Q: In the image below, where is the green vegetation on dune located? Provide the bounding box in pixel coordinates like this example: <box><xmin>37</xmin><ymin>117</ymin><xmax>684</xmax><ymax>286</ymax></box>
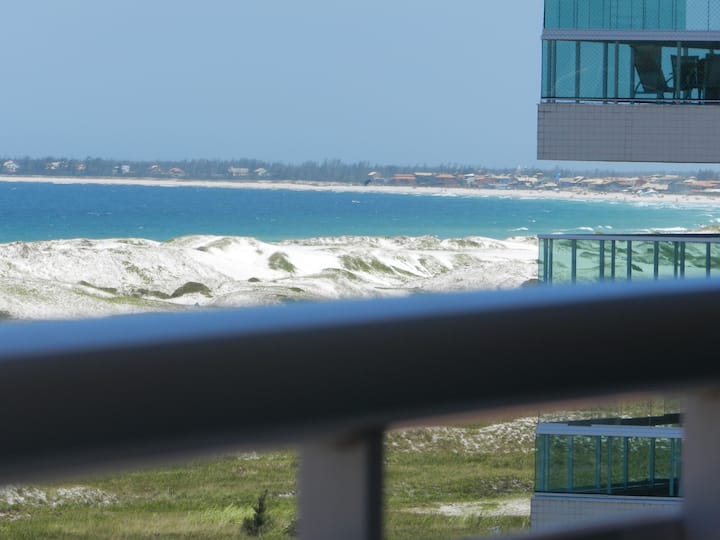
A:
<box><xmin>78</xmin><ymin>281</ymin><xmax>119</xmax><ymax>295</ymax></box>
<box><xmin>268</xmin><ymin>252</ymin><xmax>296</xmax><ymax>274</ymax></box>
<box><xmin>0</xmin><ymin>399</ymin><xmax>676</xmax><ymax>539</ymax></box>
<box><xmin>0</xmin><ymin>423</ymin><xmax>534</xmax><ymax>539</ymax></box>
<box><xmin>340</xmin><ymin>255</ymin><xmax>416</xmax><ymax>277</ymax></box>
<box><xmin>170</xmin><ymin>281</ymin><xmax>212</xmax><ymax>298</ymax></box>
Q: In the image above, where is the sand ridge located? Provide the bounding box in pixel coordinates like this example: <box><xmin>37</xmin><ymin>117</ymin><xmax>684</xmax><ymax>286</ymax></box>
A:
<box><xmin>1</xmin><ymin>175</ymin><xmax>718</xmax><ymax>207</ymax></box>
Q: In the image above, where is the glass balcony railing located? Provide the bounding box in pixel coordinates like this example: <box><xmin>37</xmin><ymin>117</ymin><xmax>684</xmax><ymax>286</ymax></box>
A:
<box><xmin>545</xmin><ymin>0</ymin><xmax>720</xmax><ymax>31</ymax></box>
<box><xmin>535</xmin><ymin>415</ymin><xmax>683</xmax><ymax>498</ymax></box>
<box><xmin>538</xmin><ymin>233</ymin><xmax>720</xmax><ymax>284</ymax></box>
<box><xmin>542</xmin><ymin>40</ymin><xmax>720</xmax><ymax>102</ymax></box>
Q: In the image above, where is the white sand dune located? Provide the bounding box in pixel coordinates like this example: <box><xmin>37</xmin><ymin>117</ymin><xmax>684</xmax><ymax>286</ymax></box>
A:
<box><xmin>0</xmin><ymin>234</ymin><xmax>538</xmax><ymax>320</ymax></box>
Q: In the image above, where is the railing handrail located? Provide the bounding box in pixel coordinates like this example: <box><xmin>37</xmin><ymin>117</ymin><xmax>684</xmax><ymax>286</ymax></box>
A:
<box><xmin>1</xmin><ymin>279</ymin><xmax>719</xmax><ymax>484</ymax></box>
<box><xmin>538</xmin><ymin>233</ymin><xmax>720</xmax><ymax>243</ymax></box>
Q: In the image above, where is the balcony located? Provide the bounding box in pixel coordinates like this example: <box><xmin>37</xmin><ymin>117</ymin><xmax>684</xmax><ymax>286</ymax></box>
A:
<box><xmin>538</xmin><ymin>0</ymin><xmax>720</xmax><ymax>162</ymax></box>
<box><xmin>532</xmin><ymin>413</ymin><xmax>683</xmax><ymax>532</ymax></box>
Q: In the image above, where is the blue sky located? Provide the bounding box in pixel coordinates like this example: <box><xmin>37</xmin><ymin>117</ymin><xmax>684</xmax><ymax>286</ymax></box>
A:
<box><xmin>0</xmin><ymin>1</ymin><xmax>711</xmax><ymax>172</ymax></box>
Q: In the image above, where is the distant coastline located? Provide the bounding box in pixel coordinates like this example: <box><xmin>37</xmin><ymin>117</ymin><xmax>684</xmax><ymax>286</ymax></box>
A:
<box><xmin>1</xmin><ymin>174</ymin><xmax>719</xmax><ymax>208</ymax></box>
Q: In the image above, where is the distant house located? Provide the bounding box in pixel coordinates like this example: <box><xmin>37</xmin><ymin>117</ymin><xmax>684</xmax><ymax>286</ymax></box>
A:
<box><xmin>366</xmin><ymin>171</ymin><xmax>387</xmax><ymax>185</ymax></box>
<box><xmin>168</xmin><ymin>167</ymin><xmax>185</xmax><ymax>178</ymax></box>
<box><xmin>490</xmin><ymin>175</ymin><xmax>516</xmax><ymax>187</ymax></box>
<box><xmin>113</xmin><ymin>164</ymin><xmax>132</xmax><ymax>175</ymax></box>
<box><xmin>253</xmin><ymin>167</ymin><xmax>268</xmax><ymax>177</ymax></box>
<box><xmin>147</xmin><ymin>164</ymin><xmax>162</xmax><ymax>175</ymax></box>
<box><xmin>412</xmin><ymin>172</ymin><xmax>434</xmax><ymax>186</ymax></box>
<box><xmin>557</xmin><ymin>176</ymin><xmax>583</xmax><ymax>189</ymax></box>
<box><xmin>2</xmin><ymin>160</ymin><xmax>19</xmax><ymax>174</ymax></box>
<box><xmin>435</xmin><ymin>173</ymin><xmax>458</xmax><ymax>187</ymax></box>
<box><xmin>228</xmin><ymin>167</ymin><xmax>249</xmax><ymax>177</ymax></box>
<box><xmin>472</xmin><ymin>175</ymin><xmax>493</xmax><ymax>187</ymax></box>
<box><xmin>45</xmin><ymin>161</ymin><xmax>66</xmax><ymax>171</ymax></box>
<box><xmin>514</xmin><ymin>175</ymin><xmax>538</xmax><ymax>189</ymax></box>
<box><xmin>682</xmin><ymin>179</ymin><xmax>720</xmax><ymax>193</ymax></box>
<box><xmin>391</xmin><ymin>173</ymin><xmax>416</xmax><ymax>185</ymax></box>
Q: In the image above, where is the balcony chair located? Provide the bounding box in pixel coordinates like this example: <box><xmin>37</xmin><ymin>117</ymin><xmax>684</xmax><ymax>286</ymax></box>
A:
<box><xmin>702</xmin><ymin>53</ymin><xmax>720</xmax><ymax>101</ymax></box>
<box><xmin>632</xmin><ymin>44</ymin><xmax>674</xmax><ymax>99</ymax></box>
<box><xmin>671</xmin><ymin>54</ymin><xmax>700</xmax><ymax>99</ymax></box>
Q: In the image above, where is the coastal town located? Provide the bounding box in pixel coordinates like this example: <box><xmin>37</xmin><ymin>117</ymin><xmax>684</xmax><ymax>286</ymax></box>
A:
<box><xmin>365</xmin><ymin>170</ymin><xmax>720</xmax><ymax>197</ymax></box>
<box><xmin>3</xmin><ymin>158</ymin><xmax>720</xmax><ymax>198</ymax></box>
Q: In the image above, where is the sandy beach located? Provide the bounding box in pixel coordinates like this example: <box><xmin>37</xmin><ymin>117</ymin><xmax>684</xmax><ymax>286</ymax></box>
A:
<box><xmin>1</xmin><ymin>174</ymin><xmax>719</xmax><ymax>207</ymax></box>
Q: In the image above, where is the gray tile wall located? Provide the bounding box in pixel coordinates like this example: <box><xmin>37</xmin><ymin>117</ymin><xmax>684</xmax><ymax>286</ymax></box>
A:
<box><xmin>531</xmin><ymin>493</ymin><xmax>682</xmax><ymax>532</ymax></box>
<box><xmin>538</xmin><ymin>103</ymin><xmax>720</xmax><ymax>162</ymax></box>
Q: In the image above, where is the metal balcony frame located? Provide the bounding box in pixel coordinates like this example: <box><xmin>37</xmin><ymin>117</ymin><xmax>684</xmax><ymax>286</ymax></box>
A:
<box><xmin>1</xmin><ymin>279</ymin><xmax>719</xmax><ymax>539</ymax></box>
<box><xmin>539</xmin><ymin>233</ymin><xmax>720</xmax><ymax>284</ymax></box>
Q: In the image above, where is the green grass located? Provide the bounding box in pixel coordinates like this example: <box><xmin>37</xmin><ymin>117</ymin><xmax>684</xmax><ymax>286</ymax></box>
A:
<box><xmin>0</xmin><ymin>398</ymin><xmax>677</xmax><ymax>539</ymax></box>
<box><xmin>0</xmin><ymin>453</ymin><xmax>299</xmax><ymax>539</ymax></box>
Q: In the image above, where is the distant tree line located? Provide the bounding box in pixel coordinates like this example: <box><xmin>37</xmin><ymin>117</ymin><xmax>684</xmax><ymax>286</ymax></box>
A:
<box><xmin>1</xmin><ymin>156</ymin><xmax>501</xmax><ymax>183</ymax></box>
<box><xmin>1</xmin><ymin>155</ymin><xmax>716</xmax><ymax>183</ymax></box>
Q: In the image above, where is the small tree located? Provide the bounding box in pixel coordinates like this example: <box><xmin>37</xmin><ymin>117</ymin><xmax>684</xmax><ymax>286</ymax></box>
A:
<box><xmin>242</xmin><ymin>490</ymin><xmax>269</xmax><ymax>536</ymax></box>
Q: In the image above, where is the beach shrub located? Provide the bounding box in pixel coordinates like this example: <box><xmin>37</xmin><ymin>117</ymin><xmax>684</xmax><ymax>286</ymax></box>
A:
<box><xmin>269</xmin><ymin>251</ymin><xmax>296</xmax><ymax>273</ymax></box>
<box><xmin>170</xmin><ymin>281</ymin><xmax>212</xmax><ymax>298</ymax></box>
<box><xmin>132</xmin><ymin>288</ymin><xmax>170</xmax><ymax>299</ymax></box>
<box><xmin>316</xmin><ymin>268</ymin><xmax>362</xmax><ymax>283</ymax></box>
<box><xmin>122</xmin><ymin>262</ymin><xmax>152</xmax><ymax>284</ymax></box>
<box><xmin>341</xmin><ymin>255</ymin><xmax>395</xmax><ymax>274</ymax></box>
<box><xmin>78</xmin><ymin>281</ymin><xmax>118</xmax><ymax>294</ymax></box>
<box><xmin>242</xmin><ymin>490</ymin><xmax>270</xmax><ymax>536</ymax></box>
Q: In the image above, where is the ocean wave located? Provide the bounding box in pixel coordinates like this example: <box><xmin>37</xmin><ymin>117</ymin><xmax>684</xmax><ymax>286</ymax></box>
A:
<box><xmin>0</xmin><ymin>234</ymin><xmax>538</xmax><ymax>321</ymax></box>
<box><xmin>649</xmin><ymin>226</ymin><xmax>689</xmax><ymax>233</ymax></box>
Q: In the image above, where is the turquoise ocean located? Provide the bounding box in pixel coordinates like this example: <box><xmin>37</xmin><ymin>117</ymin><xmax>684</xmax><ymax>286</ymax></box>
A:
<box><xmin>1</xmin><ymin>181</ymin><xmax>719</xmax><ymax>242</ymax></box>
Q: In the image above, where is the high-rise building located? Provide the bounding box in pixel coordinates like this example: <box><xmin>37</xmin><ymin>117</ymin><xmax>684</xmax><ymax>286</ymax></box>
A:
<box><xmin>538</xmin><ymin>0</ymin><xmax>720</xmax><ymax>162</ymax></box>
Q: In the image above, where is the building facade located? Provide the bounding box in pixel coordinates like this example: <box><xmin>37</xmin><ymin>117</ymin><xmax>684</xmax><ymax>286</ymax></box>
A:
<box><xmin>538</xmin><ymin>0</ymin><xmax>720</xmax><ymax>162</ymax></box>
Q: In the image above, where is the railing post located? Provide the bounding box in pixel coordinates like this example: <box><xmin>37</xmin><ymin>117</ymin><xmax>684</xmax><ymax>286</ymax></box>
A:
<box><xmin>298</xmin><ymin>429</ymin><xmax>384</xmax><ymax>540</ymax></box>
<box><xmin>684</xmin><ymin>388</ymin><xmax>720</xmax><ymax>540</ymax></box>
<box><xmin>654</xmin><ymin>242</ymin><xmax>660</xmax><ymax>280</ymax></box>
<box><xmin>680</xmin><ymin>242</ymin><xmax>686</xmax><ymax>279</ymax></box>
<box><xmin>548</xmin><ymin>238</ymin><xmax>554</xmax><ymax>284</ymax></box>
<box><xmin>706</xmin><ymin>243</ymin><xmax>712</xmax><ymax>278</ymax></box>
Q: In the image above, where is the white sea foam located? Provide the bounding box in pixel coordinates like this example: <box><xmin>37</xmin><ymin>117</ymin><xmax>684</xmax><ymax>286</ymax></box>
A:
<box><xmin>650</xmin><ymin>226</ymin><xmax>689</xmax><ymax>233</ymax></box>
<box><xmin>0</xmin><ymin>235</ymin><xmax>538</xmax><ymax>320</ymax></box>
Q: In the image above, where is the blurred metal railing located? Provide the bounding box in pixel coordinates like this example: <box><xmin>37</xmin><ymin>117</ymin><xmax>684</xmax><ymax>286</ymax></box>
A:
<box><xmin>1</xmin><ymin>279</ymin><xmax>719</xmax><ymax>539</ymax></box>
